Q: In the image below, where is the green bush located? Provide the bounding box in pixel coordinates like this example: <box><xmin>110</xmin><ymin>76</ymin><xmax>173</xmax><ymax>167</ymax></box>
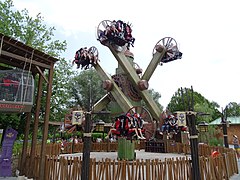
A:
<box><xmin>92</xmin><ymin>132</ymin><xmax>106</xmax><ymax>141</ymax></box>
<box><xmin>13</xmin><ymin>141</ymin><xmax>23</xmax><ymax>156</ymax></box>
<box><xmin>208</xmin><ymin>137</ymin><xmax>223</xmax><ymax>146</ymax></box>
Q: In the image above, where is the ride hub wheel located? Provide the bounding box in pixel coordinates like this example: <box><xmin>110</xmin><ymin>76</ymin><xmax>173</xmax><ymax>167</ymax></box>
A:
<box><xmin>153</xmin><ymin>37</ymin><xmax>180</xmax><ymax>64</ymax></box>
<box><xmin>88</xmin><ymin>46</ymin><xmax>99</xmax><ymax>64</ymax></box>
<box><xmin>112</xmin><ymin>74</ymin><xmax>127</xmax><ymax>90</ymax></box>
<box><xmin>96</xmin><ymin>20</ymin><xmax>112</xmax><ymax>46</ymax></box>
<box><xmin>127</xmin><ymin>106</ymin><xmax>155</xmax><ymax>140</ymax></box>
<box><xmin>126</xmin><ymin>81</ymin><xmax>142</xmax><ymax>102</ymax></box>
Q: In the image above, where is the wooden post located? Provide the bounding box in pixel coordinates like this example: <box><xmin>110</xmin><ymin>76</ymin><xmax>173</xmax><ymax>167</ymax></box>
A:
<box><xmin>221</xmin><ymin>108</ymin><xmax>229</xmax><ymax>148</ymax></box>
<box><xmin>181</xmin><ymin>86</ymin><xmax>201</xmax><ymax>180</ymax></box>
<box><xmin>29</xmin><ymin>74</ymin><xmax>43</xmax><ymax>178</ymax></box>
<box><xmin>20</xmin><ymin>112</ymin><xmax>31</xmax><ymax>175</ymax></box>
<box><xmin>81</xmin><ymin>74</ymin><xmax>93</xmax><ymax>180</ymax></box>
<box><xmin>39</xmin><ymin>64</ymin><xmax>54</xmax><ymax>180</ymax></box>
<box><xmin>187</xmin><ymin>112</ymin><xmax>201</xmax><ymax>180</ymax></box>
<box><xmin>81</xmin><ymin>111</ymin><xmax>92</xmax><ymax>179</ymax></box>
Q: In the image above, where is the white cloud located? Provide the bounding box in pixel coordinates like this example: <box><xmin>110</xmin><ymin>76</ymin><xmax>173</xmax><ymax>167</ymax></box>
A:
<box><xmin>13</xmin><ymin>0</ymin><xmax>240</xmax><ymax>108</ymax></box>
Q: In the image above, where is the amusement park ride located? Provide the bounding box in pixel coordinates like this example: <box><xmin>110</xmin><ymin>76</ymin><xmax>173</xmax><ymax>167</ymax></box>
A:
<box><xmin>68</xmin><ymin>19</ymin><xmax>183</xmax><ymax>141</ymax></box>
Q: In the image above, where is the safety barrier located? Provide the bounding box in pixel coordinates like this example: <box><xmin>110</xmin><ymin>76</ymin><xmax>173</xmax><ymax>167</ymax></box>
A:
<box><xmin>21</xmin><ymin>151</ymin><xmax>237</xmax><ymax>180</ymax></box>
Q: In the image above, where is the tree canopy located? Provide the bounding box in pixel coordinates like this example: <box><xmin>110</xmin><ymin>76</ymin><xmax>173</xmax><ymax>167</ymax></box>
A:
<box><xmin>167</xmin><ymin>87</ymin><xmax>221</xmax><ymax>123</ymax></box>
<box><xmin>0</xmin><ymin>0</ymin><xmax>69</xmax><ymax>133</ymax></box>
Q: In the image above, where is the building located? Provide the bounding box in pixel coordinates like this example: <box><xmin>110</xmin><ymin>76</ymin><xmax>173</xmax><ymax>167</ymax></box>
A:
<box><xmin>209</xmin><ymin>116</ymin><xmax>240</xmax><ymax>145</ymax></box>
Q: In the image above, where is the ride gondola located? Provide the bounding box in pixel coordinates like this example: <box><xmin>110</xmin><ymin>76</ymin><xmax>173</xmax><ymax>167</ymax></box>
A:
<box><xmin>0</xmin><ymin>69</ymin><xmax>34</xmax><ymax>113</ymax></box>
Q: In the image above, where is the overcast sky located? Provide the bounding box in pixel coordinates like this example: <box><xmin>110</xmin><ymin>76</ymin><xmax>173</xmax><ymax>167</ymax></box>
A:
<box><xmin>13</xmin><ymin>0</ymin><xmax>240</xmax><ymax>109</ymax></box>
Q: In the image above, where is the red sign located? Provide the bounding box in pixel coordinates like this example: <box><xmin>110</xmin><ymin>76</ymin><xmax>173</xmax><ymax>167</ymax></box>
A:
<box><xmin>0</xmin><ymin>103</ymin><xmax>25</xmax><ymax>109</ymax></box>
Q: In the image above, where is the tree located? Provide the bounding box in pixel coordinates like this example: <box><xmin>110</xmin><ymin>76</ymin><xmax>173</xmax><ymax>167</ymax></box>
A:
<box><xmin>167</xmin><ymin>87</ymin><xmax>221</xmax><ymax>123</ymax></box>
<box><xmin>69</xmin><ymin>69</ymin><xmax>110</xmax><ymax>122</ymax></box>
<box><xmin>0</xmin><ymin>0</ymin><xmax>69</xmax><ymax>135</ymax></box>
<box><xmin>48</xmin><ymin>59</ymin><xmax>75</xmax><ymax>123</ymax></box>
<box><xmin>225</xmin><ymin>102</ymin><xmax>240</xmax><ymax>117</ymax></box>
<box><xmin>141</xmin><ymin>88</ymin><xmax>163</xmax><ymax>112</ymax></box>
<box><xmin>0</xmin><ymin>0</ymin><xmax>66</xmax><ymax>57</ymax></box>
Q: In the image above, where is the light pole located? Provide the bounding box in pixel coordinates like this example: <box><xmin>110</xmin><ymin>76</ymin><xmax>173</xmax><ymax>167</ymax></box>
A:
<box><xmin>181</xmin><ymin>86</ymin><xmax>201</xmax><ymax>180</ymax></box>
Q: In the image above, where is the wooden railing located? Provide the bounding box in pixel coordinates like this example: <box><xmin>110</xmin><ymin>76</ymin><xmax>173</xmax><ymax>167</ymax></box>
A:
<box><xmin>27</xmin><ymin>151</ymin><xmax>236</xmax><ymax>180</ymax></box>
<box><xmin>43</xmin><ymin>156</ymin><xmax>192</xmax><ymax>180</ymax></box>
<box><xmin>27</xmin><ymin>141</ymin><xmax>145</xmax><ymax>156</ymax></box>
<box><xmin>22</xmin><ymin>142</ymin><xmax>239</xmax><ymax>179</ymax></box>
<box><xmin>28</xmin><ymin>141</ymin><xmax>236</xmax><ymax>157</ymax></box>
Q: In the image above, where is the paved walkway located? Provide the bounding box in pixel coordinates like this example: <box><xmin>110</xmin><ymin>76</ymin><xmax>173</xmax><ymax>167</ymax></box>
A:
<box><xmin>60</xmin><ymin>149</ymin><xmax>188</xmax><ymax>160</ymax></box>
<box><xmin>230</xmin><ymin>159</ymin><xmax>240</xmax><ymax>180</ymax></box>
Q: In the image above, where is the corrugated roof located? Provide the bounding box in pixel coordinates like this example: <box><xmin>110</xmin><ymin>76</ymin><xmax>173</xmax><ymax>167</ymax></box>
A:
<box><xmin>209</xmin><ymin>116</ymin><xmax>240</xmax><ymax>125</ymax></box>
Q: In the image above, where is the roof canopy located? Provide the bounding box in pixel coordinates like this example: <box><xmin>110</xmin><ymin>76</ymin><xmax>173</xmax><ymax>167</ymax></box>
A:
<box><xmin>209</xmin><ymin>116</ymin><xmax>240</xmax><ymax>125</ymax></box>
<box><xmin>0</xmin><ymin>33</ymin><xmax>58</xmax><ymax>74</ymax></box>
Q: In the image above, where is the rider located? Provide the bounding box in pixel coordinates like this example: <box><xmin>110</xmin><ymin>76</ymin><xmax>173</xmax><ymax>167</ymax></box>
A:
<box><xmin>133</xmin><ymin>113</ymin><xmax>146</xmax><ymax>139</ymax></box>
<box><xmin>127</xmin><ymin>113</ymin><xmax>145</xmax><ymax>139</ymax></box>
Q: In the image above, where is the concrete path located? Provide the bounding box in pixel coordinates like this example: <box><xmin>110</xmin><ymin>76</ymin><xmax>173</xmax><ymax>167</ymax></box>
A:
<box><xmin>230</xmin><ymin>159</ymin><xmax>240</xmax><ymax>180</ymax></box>
<box><xmin>60</xmin><ymin>149</ymin><xmax>189</xmax><ymax>160</ymax></box>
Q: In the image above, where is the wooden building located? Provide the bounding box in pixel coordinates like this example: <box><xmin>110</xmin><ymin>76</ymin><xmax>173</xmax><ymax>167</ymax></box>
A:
<box><xmin>209</xmin><ymin>116</ymin><xmax>240</xmax><ymax>145</ymax></box>
<box><xmin>0</xmin><ymin>33</ymin><xmax>58</xmax><ymax>179</ymax></box>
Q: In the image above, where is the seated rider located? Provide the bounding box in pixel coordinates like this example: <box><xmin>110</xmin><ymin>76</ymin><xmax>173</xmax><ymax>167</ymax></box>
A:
<box><xmin>133</xmin><ymin>113</ymin><xmax>146</xmax><ymax>139</ymax></box>
<box><xmin>169</xmin><ymin>115</ymin><xmax>178</xmax><ymax>134</ymax></box>
<box><xmin>106</xmin><ymin>114</ymin><xmax>129</xmax><ymax>138</ymax></box>
<box><xmin>160</xmin><ymin>116</ymin><xmax>170</xmax><ymax>135</ymax></box>
<box><xmin>72</xmin><ymin>48</ymin><xmax>87</xmax><ymax>69</ymax></box>
<box><xmin>106</xmin><ymin>117</ymin><xmax>121</xmax><ymax>139</ymax></box>
<box><xmin>126</xmin><ymin>113</ymin><xmax>145</xmax><ymax>139</ymax></box>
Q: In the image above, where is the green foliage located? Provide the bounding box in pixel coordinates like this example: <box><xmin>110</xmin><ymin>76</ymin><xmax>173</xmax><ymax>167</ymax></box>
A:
<box><xmin>92</xmin><ymin>132</ymin><xmax>106</xmax><ymax>140</ymax></box>
<box><xmin>70</xmin><ymin>69</ymin><xmax>105</xmax><ymax>109</ymax></box>
<box><xmin>203</xmin><ymin>126</ymin><xmax>223</xmax><ymax>146</ymax></box>
<box><xmin>49</xmin><ymin>59</ymin><xmax>75</xmax><ymax>122</ymax></box>
<box><xmin>0</xmin><ymin>0</ymin><xmax>66</xmax><ymax>56</ymax></box>
<box><xmin>0</xmin><ymin>0</ymin><xmax>69</xmax><ymax>135</ymax></box>
<box><xmin>167</xmin><ymin>87</ymin><xmax>221</xmax><ymax>123</ymax></box>
<box><xmin>70</xmin><ymin>69</ymin><xmax>111</xmax><ymax>122</ymax></box>
<box><xmin>141</xmin><ymin>88</ymin><xmax>163</xmax><ymax>112</ymax></box>
<box><xmin>225</xmin><ymin>102</ymin><xmax>240</xmax><ymax>117</ymax></box>
<box><xmin>13</xmin><ymin>141</ymin><xmax>23</xmax><ymax>156</ymax></box>
<box><xmin>208</xmin><ymin>138</ymin><xmax>223</xmax><ymax>146</ymax></box>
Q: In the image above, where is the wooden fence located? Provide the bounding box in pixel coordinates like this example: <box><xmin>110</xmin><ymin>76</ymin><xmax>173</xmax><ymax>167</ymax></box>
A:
<box><xmin>27</xmin><ymin>141</ymin><xmax>236</xmax><ymax>157</ymax></box>
<box><xmin>22</xmin><ymin>142</ymin><xmax>239</xmax><ymax>179</ymax></box>
<box><xmin>44</xmin><ymin>156</ymin><xmax>192</xmax><ymax>180</ymax></box>
<box><xmin>37</xmin><ymin>151</ymin><xmax>236</xmax><ymax>180</ymax></box>
<box><xmin>27</xmin><ymin>141</ymin><xmax>145</xmax><ymax>156</ymax></box>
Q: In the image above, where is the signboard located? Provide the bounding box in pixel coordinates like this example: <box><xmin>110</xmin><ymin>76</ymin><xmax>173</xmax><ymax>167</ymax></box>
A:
<box><xmin>0</xmin><ymin>102</ymin><xmax>32</xmax><ymax>112</ymax></box>
<box><xmin>72</xmin><ymin>111</ymin><xmax>84</xmax><ymax>125</ymax></box>
<box><xmin>175</xmin><ymin>111</ymin><xmax>186</xmax><ymax>127</ymax></box>
<box><xmin>0</xmin><ymin>128</ymin><xmax>18</xmax><ymax>177</ymax></box>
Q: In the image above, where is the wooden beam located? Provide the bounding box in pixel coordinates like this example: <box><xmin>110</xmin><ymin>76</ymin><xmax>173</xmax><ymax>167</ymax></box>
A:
<box><xmin>141</xmin><ymin>50</ymin><xmax>166</xmax><ymax>81</ymax></box>
<box><xmin>36</xmin><ymin>66</ymin><xmax>49</xmax><ymax>84</ymax></box>
<box><xmin>0</xmin><ymin>57</ymin><xmax>24</xmax><ymax>69</ymax></box>
<box><xmin>2</xmin><ymin>36</ymin><xmax>57</xmax><ymax>63</ymax></box>
<box><xmin>93</xmin><ymin>63</ymin><xmax>133</xmax><ymax>112</ymax></box>
<box><xmin>109</xmin><ymin>46</ymin><xmax>162</xmax><ymax>121</ymax></box>
<box><xmin>1</xmin><ymin>50</ymin><xmax>51</xmax><ymax>69</ymax></box>
<box><xmin>92</xmin><ymin>94</ymin><xmax>111</xmax><ymax>113</ymax></box>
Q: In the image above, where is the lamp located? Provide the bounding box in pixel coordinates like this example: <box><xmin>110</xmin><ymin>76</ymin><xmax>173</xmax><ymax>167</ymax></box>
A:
<box><xmin>198</xmin><ymin>121</ymin><xmax>209</xmax><ymax>132</ymax></box>
<box><xmin>96</xmin><ymin>120</ymin><xmax>105</xmax><ymax>132</ymax></box>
